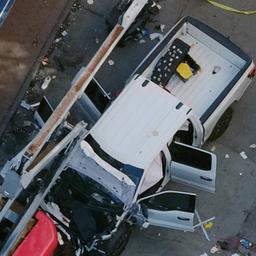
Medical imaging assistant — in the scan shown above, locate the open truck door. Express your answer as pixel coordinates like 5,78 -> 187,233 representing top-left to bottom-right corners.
168,142 -> 216,193
138,191 -> 196,232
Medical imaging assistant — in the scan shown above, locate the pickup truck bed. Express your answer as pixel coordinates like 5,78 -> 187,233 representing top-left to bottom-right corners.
135,17 -> 252,123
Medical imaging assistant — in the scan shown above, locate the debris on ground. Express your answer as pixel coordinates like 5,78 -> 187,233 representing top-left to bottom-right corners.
41,57 -> 49,66
239,172 -> 243,176
23,121 -> 33,127
225,154 -> 230,159
204,222 -> 214,230
20,100 -> 32,111
240,151 -> 248,160
210,245 -> 220,254
200,253 -> 208,256
54,37 -> 62,43
150,32 -> 164,41
87,0 -> 94,5
20,100 -> 40,111
108,59 -> 115,66
160,24 -> 166,33
139,39 -> 147,44
211,235 -> 241,254
249,144 -> 256,149
240,238 -> 253,250
210,145 -> 216,152
61,30 -> 68,37
41,76 -> 52,90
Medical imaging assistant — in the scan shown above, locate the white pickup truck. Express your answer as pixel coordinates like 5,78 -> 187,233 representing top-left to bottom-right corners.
0,17 -> 254,256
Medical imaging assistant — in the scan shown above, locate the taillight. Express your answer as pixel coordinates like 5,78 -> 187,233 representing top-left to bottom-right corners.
248,66 -> 256,79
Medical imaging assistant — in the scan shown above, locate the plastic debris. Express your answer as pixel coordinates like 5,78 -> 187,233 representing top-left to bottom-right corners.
203,221 -> 214,230
239,172 -> 243,176
240,151 -> 248,160
240,238 -> 253,249
41,57 -> 49,66
20,101 -> 32,111
54,37 -> 62,43
231,254 -> 240,256
210,245 -> 220,254
160,24 -> 166,33
87,0 -> 94,5
225,154 -> 230,159
108,59 -> 115,66
210,145 -> 216,152
139,39 -> 146,44
23,121 -> 33,127
41,76 -> 52,90
249,144 -> 256,148
150,32 -> 164,41
95,38 -> 99,44
200,253 -> 208,256
61,30 -> 68,37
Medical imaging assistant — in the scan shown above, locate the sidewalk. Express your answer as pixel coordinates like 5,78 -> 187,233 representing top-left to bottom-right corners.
0,0 -> 73,137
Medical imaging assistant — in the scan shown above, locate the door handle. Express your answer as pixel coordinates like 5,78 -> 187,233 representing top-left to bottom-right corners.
177,217 -> 190,221
200,176 -> 212,181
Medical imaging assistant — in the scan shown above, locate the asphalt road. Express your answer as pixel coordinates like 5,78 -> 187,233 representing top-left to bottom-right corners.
31,0 -> 256,255
1,0 -> 256,255
0,0 -> 73,137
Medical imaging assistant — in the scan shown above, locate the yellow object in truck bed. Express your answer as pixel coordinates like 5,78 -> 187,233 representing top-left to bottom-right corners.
176,63 -> 193,81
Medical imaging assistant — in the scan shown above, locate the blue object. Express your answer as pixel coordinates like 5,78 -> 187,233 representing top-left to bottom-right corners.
0,0 -> 15,27
240,238 -> 253,249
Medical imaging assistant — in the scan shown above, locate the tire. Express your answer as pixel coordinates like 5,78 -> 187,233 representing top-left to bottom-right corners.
90,224 -> 132,256
105,224 -> 132,256
208,107 -> 233,141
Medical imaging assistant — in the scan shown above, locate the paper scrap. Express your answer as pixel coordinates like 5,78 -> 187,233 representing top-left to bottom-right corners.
150,33 -> 164,41
240,151 -> 248,160
54,37 -> 62,43
225,154 -> 230,159
61,30 -> 68,37
139,39 -> 146,44
160,24 -> 166,33
41,76 -> 52,90
108,59 -> 115,66
210,145 -> 216,152
87,0 -> 94,4
249,144 -> 256,149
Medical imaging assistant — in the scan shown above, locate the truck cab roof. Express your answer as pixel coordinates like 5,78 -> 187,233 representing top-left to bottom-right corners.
90,75 -> 191,169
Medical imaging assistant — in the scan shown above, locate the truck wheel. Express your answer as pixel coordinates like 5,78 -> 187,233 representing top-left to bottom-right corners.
208,107 -> 233,141
90,223 -> 132,256
106,223 -> 132,256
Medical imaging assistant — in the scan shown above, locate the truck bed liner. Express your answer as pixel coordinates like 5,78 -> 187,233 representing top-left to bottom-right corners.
135,17 -> 252,123
166,31 -> 241,120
